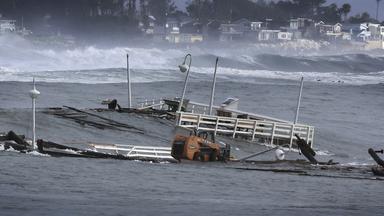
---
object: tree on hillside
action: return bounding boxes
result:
[340,3,351,22]
[349,12,375,23]
[185,0,344,24]
[317,3,342,23]
[186,0,214,23]
[147,0,176,24]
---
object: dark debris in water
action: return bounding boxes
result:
[228,160,383,181]
[43,106,145,133]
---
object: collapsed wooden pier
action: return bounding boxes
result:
[177,112,314,149]
[0,130,176,163]
[134,98,315,149]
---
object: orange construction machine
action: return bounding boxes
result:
[171,129,231,162]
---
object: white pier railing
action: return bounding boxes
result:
[134,98,315,149]
[90,144,174,161]
[135,98,166,110]
[186,101,291,123]
[176,112,315,149]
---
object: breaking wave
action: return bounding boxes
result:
[1,35,384,85]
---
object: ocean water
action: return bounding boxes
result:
[0,36,383,215]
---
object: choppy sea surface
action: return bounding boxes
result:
[0,36,383,215]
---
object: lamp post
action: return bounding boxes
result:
[177,54,192,113]
[29,78,40,150]
[208,57,219,115]
[377,0,382,21]
[126,54,132,108]
[294,77,304,124]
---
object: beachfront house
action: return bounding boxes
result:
[277,31,293,41]
[152,25,166,42]
[165,17,180,43]
[251,21,263,31]
[357,23,384,49]
[357,23,384,41]
[219,23,244,41]
[232,18,253,31]
[314,21,344,40]
[219,18,262,41]
[341,23,361,40]
[165,17,204,44]
[288,18,313,39]
[140,15,157,35]
[290,18,312,30]
[165,17,179,34]
[258,30,280,41]
[203,20,222,41]
[366,23,384,40]
[167,32,203,44]
[0,19,16,34]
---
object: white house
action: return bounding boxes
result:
[166,33,203,44]
[219,23,244,41]
[258,30,280,41]
[250,22,263,31]
[290,18,312,30]
[278,32,293,40]
[358,23,384,41]
[315,22,344,40]
[357,23,384,49]
[0,19,16,34]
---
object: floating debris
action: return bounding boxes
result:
[368,148,384,176]
[44,106,145,133]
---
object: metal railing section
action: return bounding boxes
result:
[177,112,315,149]
[90,144,174,159]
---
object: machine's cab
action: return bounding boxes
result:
[171,127,230,162]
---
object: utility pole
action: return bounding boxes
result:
[294,77,304,124]
[127,54,132,108]
[209,57,219,115]
[377,0,382,21]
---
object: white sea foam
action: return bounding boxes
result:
[194,67,384,85]
[1,65,383,85]
[0,35,383,85]
[26,150,50,157]
[315,150,334,156]
[5,146,19,152]
[340,162,374,166]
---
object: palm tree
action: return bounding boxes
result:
[341,3,351,22]
[377,0,382,20]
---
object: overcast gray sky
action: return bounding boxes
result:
[174,0,383,21]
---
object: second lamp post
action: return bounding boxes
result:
[177,53,192,112]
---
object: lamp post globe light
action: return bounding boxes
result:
[29,78,40,150]
[177,54,192,113]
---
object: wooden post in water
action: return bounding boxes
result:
[294,77,304,124]
[126,54,132,108]
[209,57,219,115]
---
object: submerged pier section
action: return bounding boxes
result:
[135,98,315,149]
[177,112,314,149]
